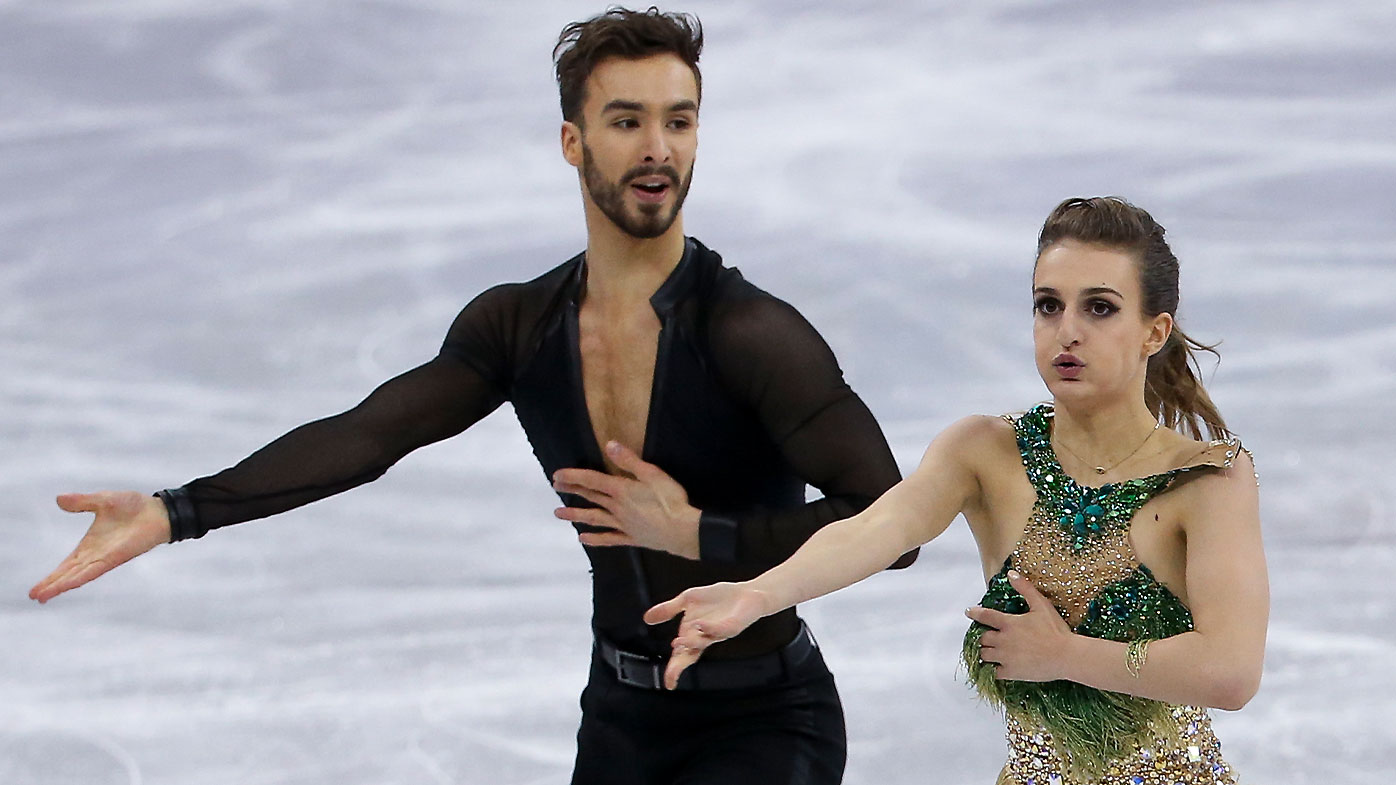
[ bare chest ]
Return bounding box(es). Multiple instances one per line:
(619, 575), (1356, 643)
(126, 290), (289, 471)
(577, 306), (662, 472)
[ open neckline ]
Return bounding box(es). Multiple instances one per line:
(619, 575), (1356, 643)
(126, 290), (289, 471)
(994, 404), (1243, 617)
(1033, 404), (1239, 492)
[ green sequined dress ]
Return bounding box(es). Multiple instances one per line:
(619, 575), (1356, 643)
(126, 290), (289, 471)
(962, 405), (1251, 785)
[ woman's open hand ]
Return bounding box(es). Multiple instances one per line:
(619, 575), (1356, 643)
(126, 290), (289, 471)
(643, 582), (770, 689)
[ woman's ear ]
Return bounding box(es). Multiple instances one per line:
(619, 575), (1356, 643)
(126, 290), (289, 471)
(1144, 311), (1174, 358)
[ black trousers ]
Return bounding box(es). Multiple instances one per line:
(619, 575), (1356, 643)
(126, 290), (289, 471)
(569, 644), (847, 785)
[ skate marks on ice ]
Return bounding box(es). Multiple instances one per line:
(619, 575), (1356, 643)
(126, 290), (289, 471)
(0, 730), (142, 785)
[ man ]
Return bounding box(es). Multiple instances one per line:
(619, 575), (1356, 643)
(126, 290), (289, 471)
(31, 8), (913, 784)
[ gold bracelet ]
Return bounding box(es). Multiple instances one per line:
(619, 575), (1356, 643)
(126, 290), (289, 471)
(1125, 639), (1151, 679)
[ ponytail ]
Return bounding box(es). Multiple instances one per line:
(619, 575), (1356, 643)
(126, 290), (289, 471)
(1145, 328), (1228, 440)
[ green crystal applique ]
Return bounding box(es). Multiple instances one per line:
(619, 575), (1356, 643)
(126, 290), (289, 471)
(1013, 404), (1175, 550)
(1058, 487), (1108, 549)
(1079, 564), (1194, 641)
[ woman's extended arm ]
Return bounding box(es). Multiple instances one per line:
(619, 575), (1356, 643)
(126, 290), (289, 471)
(970, 451), (1267, 709)
(645, 415), (999, 689)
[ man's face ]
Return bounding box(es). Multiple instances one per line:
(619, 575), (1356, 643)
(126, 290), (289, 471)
(563, 53), (699, 239)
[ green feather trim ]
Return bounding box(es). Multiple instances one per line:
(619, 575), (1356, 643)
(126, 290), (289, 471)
(963, 623), (1180, 779)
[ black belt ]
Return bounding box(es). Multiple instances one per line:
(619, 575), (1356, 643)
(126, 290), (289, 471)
(595, 622), (820, 691)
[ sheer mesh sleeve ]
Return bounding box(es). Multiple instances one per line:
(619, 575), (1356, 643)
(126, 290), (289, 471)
(163, 286), (517, 541)
(703, 289), (914, 568)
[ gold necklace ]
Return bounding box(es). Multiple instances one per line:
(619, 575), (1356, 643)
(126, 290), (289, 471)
(1053, 421), (1162, 476)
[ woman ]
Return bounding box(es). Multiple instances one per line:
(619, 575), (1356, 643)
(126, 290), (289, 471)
(646, 197), (1267, 784)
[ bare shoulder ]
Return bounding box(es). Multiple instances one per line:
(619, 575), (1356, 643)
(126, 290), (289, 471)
(1175, 441), (1261, 534)
(945, 413), (1016, 445)
(921, 414), (1021, 470)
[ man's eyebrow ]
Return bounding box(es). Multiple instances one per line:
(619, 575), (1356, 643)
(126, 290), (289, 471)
(601, 100), (645, 113)
(600, 99), (698, 114)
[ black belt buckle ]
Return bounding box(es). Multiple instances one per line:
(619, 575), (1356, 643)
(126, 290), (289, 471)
(612, 648), (664, 690)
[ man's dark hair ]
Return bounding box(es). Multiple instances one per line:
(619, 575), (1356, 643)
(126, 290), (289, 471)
(554, 7), (703, 125)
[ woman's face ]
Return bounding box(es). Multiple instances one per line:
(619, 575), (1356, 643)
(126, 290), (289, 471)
(1032, 239), (1172, 407)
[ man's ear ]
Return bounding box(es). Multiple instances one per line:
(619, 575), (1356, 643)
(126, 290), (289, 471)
(561, 121), (584, 168)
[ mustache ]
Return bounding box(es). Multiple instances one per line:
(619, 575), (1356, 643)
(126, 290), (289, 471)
(621, 164), (682, 185)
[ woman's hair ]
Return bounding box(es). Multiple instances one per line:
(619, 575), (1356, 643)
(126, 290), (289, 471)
(554, 7), (704, 125)
(1036, 197), (1229, 440)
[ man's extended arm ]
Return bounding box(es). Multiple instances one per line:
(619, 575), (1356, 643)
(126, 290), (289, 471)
(163, 352), (505, 539)
(31, 284), (517, 600)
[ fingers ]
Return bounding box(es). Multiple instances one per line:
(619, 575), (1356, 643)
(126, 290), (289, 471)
(554, 506), (619, 530)
(552, 468), (624, 497)
(54, 560), (113, 597)
(577, 531), (637, 549)
(663, 643), (704, 690)
(29, 561), (75, 602)
(551, 480), (614, 511)
(965, 605), (1013, 630)
(672, 627), (717, 650)
(603, 441), (661, 482)
(1006, 569), (1052, 613)
(981, 651), (1008, 679)
(662, 618), (729, 690)
(29, 556), (109, 603)
(977, 644), (1009, 680)
(644, 593), (686, 625)
(30, 531), (93, 601)
(55, 492), (102, 514)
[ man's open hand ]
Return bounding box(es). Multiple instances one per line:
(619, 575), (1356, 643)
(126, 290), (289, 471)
(30, 491), (172, 603)
(552, 441), (702, 559)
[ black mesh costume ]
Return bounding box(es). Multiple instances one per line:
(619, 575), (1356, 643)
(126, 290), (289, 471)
(159, 237), (908, 661)
(157, 237), (912, 783)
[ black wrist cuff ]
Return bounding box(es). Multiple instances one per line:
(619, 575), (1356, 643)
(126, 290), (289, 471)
(698, 511), (740, 564)
(155, 487), (204, 543)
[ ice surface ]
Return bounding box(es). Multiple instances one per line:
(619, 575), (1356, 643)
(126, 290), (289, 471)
(3, 2), (1393, 783)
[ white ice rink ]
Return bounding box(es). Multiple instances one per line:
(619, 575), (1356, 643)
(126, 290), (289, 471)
(3, 2), (1393, 783)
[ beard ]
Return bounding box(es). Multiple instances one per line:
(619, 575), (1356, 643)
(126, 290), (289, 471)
(581, 143), (693, 239)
